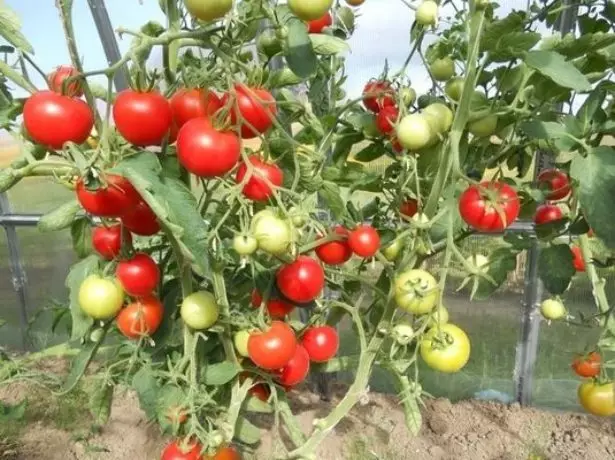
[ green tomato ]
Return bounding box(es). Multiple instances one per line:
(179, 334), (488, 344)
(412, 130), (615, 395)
(423, 103), (453, 133)
(420, 323), (470, 373)
(394, 269), (439, 314)
(181, 291), (219, 330)
(89, 328), (105, 343)
(392, 322), (414, 345)
(183, 0), (233, 21)
(445, 77), (464, 102)
(429, 57), (455, 82)
(234, 330), (251, 357)
(415, 0), (439, 26)
(383, 238), (404, 261)
(396, 114), (433, 151)
(79, 275), (124, 320)
(540, 298), (567, 320)
(468, 114), (498, 137)
(400, 87), (417, 107)
(233, 234), (258, 256)
(289, 206), (308, 228)
(288, 0), (333, 20)
(256, 29), (281, 57)
(251, 209), (293, 255)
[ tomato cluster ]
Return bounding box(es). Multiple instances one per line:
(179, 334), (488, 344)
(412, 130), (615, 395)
(315, 224), (381, 265)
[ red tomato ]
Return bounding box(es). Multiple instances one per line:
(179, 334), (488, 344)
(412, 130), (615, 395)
(391, 136), (404, 153)
(170, 88), (223, 129)
(92, 224), (131, 260)
(571, 246), (586, 272)
(348, 224), (380, 258)
(161, 440), (201, 460)
(572, 351), (601, 378)
(251, 289), (295, 319)
(249, 383), (271, 402)
(537, 168), (571, 201)
(315, 226), (353, 265)
(301, 326), (339, 363)
(533, 203), (563, 225)
(235, 156), (284, 201)
(307, 13), (332, 33)
(121, 200), (161, 236)
(399, 198), (418, 217)
(362, 80), (395, 113)
(376, 105), (399, 135)
(116, 252), (160, 297)
(204, 446), (241, 460)
(117, 296), (164, 339)
(113, 89), (172, 146)
(223, 85), (277, 139)
(76, 174), (140, 217)
(23, 91), (94, 149)
(176, 118), (241, 177)
(47, 65), (82, 97)
(276, 256), (325, 303)
(458, 181), (520, 232)
(278, 344), (310, 386)
(248, 321), (297, 370)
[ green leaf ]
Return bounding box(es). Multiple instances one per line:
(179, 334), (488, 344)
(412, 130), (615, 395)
(319, 181), (346, 220)
(71, 217), (92, 259)
(62, 335), (107, 393)
(487, 32), (540, 62)
(235, 416), (261, 444)
(576, 87), (605, 134)
(309, 34), (349, 55)
(0, 399), (26, 421)
(555, 32), (615, 58)
(397, 377), (421, 435)
(474, 247), (518, 300)
(538, 244), (575, 295)
(481, 11), (525, 51)
(353, 143), (385, 162)
(285, 18), (317, 78)
(0, 59), (35, 93)
(88, 382), (113, 426)
(201, 361), (240, 386)
(332, 130), (363, 165)
(132, 363), (160, 420)
(267, 68), (303, 87)
(245, 395), (272, 413)
(571, 146), (615, 249)
(0, 1), (34, 53)
(65, 255), (99, 340)
(519, 120), (567, 140)
(524, 50), (592, 91)
(38, 200), (81, 232)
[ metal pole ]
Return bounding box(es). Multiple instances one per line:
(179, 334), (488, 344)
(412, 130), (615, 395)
(86, 0), (130, 91)
(513, 0), (578, 405)
(0, 193), (30, 350)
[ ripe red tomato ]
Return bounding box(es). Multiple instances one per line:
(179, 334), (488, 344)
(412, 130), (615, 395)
(116, 252), (160, 297)
(278, 344), (310, 386)
(249, 383), (271, 402)
(23, 91), (94, 149)
(121, 200), (160, 236)
(400, 198), (418, 217)
(362, 80), (395, 113)
(170, 88), (223, 129)
(76, 174), (140, 217)
(204, 446), (241, 460)
(571, 246), (586, 272)
(348, 224), (381, 258)
(161, 440), (202, 460)
(113, 89), (172, 146)
(92, 224), (131, 260)
(47, 65), (82, 97)
(235, 156), (284, 201)
(537, 168), (571, 201)
(315, 226), (353, 265)
(375, 105), (399, 135)
(248, 321), (297, 370)
(307, 13), (332, 33)
(117, 296), (164, 339)
(176, 118), (241, 177)
(533, 203), (564, 225)
(251, 289), (295, 319)
(276, 256), (325, 303)
(458, 181), (520, 232)
(223, 85), (277, 139)
(572, 351), (601, 378)
(301, 326), (339, 363)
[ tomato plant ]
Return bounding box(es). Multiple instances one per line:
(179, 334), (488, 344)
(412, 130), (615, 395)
(537, 168), (571, 201)
(161, 440), (202, 460)
(47, 65), (82, 97)
(92, 224), (130, 260)
(362, 80), (395, 113)
(288, 0), (333, 21)
(248, 321), (297, 370)
(307, 13), (333, 34)
(534, 204), (563, 225)
(571, 246), (586, 272)
(117, 296), (164, 339)
(540, 298), (567, 320)
(181, 291), (220, 330)
(420, 324), (470, 373)
(276, 256), (325, 303)
(572, 352), (601, 378)
(278, 344), (310, 386)
(348, 224), (380, 258)
(251, 289), (295, 319)
(301, 326), (339, 363)
(116, 252), (160, 297)
(314, 226), (352, 265)
(121, 199), (161, 236)
(375, 105), (399, 136)
(394, 269), (439, 314)
(578, 381), (615, 417)
(223, 85), (277, 139)
(113, 90), (172, 146)
(170, 87), (223, 129)
(458, 182), (520, 232)
(76, 173), (140, 217)
(78, 275), (124, 320)
(235, 155), (283, 202)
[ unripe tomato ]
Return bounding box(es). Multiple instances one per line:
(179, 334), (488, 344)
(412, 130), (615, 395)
(183, 0), (233, 21)
(170, 88), (223, 129)
(423, 103), (453, 133)
(307, 13), (332, 34)
(445, 77), (464, 102)
(48, 65), (82, 97)
(396, 114), (433, 151)
(181, 291), (219, 330)
(416, 0), (439, 26)
(234, 330), (251, 357)
(400, 87), (417, 106)
(429, 57), (455, 81)
(420, 323), (470, 373)
(537, 168), (571, 201)
(394, 269), (438, 314)
(222, 85), (277, 139)
(76, 174), (140, 218)
(468, 115), (498, 137)
(257, 29), (282, 57)
(251, 289), (295, 319)
(116, 252), (160, 297)
(288, 0), (333, 21)
(276, 256), (325, 303)
(161, 440), (202, 460)
(533, 203), (564, 225)
(572, 352), (601, 378)
(279, 344), (310, 386)
(315, 226), (353, 265)
(362, 80), (395, 113)
(248, 321), (297, 370)
(235, 156), (283, 201)
(301, 326), (339, 362)
(383, 238), (403, 261)
(251, 210), (293, 255)
(458, 181), (520, 232)
(348, 224), (380, 258)
(400, 198), (418, 217)
(540, 298), (566, 320)
(121, 200), (160, 236)
(233, 235), (258, 256)
(117, 296), (164, 339)
(571, 246), (585, 272)
(578, 381), (615, 417)
(79, 275), (124, 320)
(392, 322), (414, 345)
(375, 105), (399, 135)
(113, 90), (172, 147)
(92, 224), (130, 260)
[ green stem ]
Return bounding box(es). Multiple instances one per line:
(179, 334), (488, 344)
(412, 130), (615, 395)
(211, 267), (240, 366)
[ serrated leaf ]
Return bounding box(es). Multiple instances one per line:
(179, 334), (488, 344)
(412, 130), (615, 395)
(285, 18), (317, 78)
(38, 200), (80, 232)
(132, 363), (160, 420)
(89, 382), (113, 426)
(62, 336), (106, 393)
(481, 11), (525, 51)
(519, 120), (567, 140)
(267, 68), (303, 87)
(570, 146), (615, 250)
(65, 255), (99, 340)
(201, 361), (240, 386)
(557, 32), (615, 58)
(524, 50), (591, 91)
(71, 217), (92, 259)
(0, 1), (33, 53)
(474, 247), (518, 299)
(487, 32), (540, 62)
(538, 244), (576, 295)
(577, 87), (605, 134)
(309, 34), (349, 55)
(318, 181), (345, 220)
(235, 416), (261, 444)
(353, 143), (385, 162)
